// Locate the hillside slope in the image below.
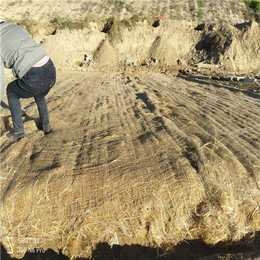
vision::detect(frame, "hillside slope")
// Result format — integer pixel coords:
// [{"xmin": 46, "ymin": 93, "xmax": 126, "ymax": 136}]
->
[{"xmin": 1, "ymin": 0, "xmax": 260, "ymax": 75}]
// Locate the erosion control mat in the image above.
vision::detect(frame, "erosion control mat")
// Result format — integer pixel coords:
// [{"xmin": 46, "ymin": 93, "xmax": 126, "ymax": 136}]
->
[{"xmin": 1, "ymin": 72, "xmax": 260, "ymax": 259}]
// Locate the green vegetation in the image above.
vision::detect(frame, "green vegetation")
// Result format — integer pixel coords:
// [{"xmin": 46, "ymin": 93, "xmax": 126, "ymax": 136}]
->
[
  {"xmin": 245, "ymin": 0, "xmax": 260, "ymax": 21},
  {"xmin": 245, "ymin": 0, "xmax": 260, "ymax": 13},
  {"xmin": 198, "ymin": 0, "xmax": 205, "ymax": 8},
  {"xmin": 197, "ymin": 10, "xmax": 203, "ymax": 19}
]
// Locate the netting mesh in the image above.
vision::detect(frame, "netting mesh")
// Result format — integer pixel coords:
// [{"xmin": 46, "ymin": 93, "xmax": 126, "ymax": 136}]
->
[{"xmin": 1, "ymin": 72, "xmax": 260, "ymax": 258}]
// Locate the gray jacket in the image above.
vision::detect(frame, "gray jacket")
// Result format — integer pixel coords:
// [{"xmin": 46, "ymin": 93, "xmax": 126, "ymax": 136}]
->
[{"xmin": 0, "ymin": 22, "xmax": 46, "ymax": 100}]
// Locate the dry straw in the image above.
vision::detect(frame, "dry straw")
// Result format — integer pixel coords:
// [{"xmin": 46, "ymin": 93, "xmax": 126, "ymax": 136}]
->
[{"xmin": 1, "ymin": 72, "xmax": 260, "ymax": 259}]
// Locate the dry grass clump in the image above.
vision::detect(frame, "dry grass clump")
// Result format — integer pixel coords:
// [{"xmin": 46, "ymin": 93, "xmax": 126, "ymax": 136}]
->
[
  {"xmin": 10, "ymin": 13, "xmax": 149, "ymax": 41},
  {"xmin": 7, "ymin": 17, "xmax": 42, "ymax": 37},
  {"xmin": 102, "ymin": 15, "xmax": 151, "ymax": 43},
  {"xmin": 50, "ymin": 14, "xmax": 102, "ymax": 31},
  {"xmin": 122, "ymin": 14, "xmax": 151, "ymax": 30},
  {"xmin": 8, "ymin": 14, "xmax": 103, "ymax": 37}
]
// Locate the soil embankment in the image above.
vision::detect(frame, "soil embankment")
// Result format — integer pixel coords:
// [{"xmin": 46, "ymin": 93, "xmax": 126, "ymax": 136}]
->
[{"xmin": 1, "ymin": 0, "xmax": 260, "ymax": 77}]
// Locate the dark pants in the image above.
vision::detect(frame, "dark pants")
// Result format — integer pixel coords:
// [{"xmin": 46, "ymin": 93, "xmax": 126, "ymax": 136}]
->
[{"xmin": 7, "ymin": 59, "xmax": 56, "ymax": 134}]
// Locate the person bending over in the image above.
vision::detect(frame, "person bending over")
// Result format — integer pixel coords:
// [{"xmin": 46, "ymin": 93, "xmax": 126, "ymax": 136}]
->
[{"xmin": 0, "ymin": 20, "xmax": 56, "ymax": 140}]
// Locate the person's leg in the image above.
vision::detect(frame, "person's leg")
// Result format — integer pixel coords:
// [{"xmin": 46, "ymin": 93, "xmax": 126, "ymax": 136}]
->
[
  {"xmin": 34, "ymin": 93, "xmax": 50, "ymax": 133},
  {"xmin": 6, "ymin": 59, "xmax": 56, "ymax": 138},
  {"xmin": 31, "ymin": 60, "xmax": 56, "ymax": 134},
  {"xmin": 6, "ymin": 80, "xmax": 30, "ymax": 135}
]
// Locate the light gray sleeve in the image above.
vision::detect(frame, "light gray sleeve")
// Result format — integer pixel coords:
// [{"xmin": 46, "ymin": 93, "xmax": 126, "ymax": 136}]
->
[{"xmin": 0, "ymin": 56, "xmax": 5, "ymax": 100}]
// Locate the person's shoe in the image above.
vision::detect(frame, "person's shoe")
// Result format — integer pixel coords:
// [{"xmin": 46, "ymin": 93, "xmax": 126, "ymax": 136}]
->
[
  {"xmin": 44, "ymin": 130, "xmax": 52, "ymax": 135},
  {"xmin": 7, "ymin": 131, "xmax": 25, "ymax": 140}
]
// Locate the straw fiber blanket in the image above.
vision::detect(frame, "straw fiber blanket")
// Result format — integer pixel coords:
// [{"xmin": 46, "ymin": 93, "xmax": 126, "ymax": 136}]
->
[{"xmin": 1, "ymin": 72, "xmax": 260, "ymax": 259}]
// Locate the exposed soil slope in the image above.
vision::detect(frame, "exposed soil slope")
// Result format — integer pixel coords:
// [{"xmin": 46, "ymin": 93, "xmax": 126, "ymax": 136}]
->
[{"xmin": 1, "ymin": 0, "xmax": 260, "ymax": 76}]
